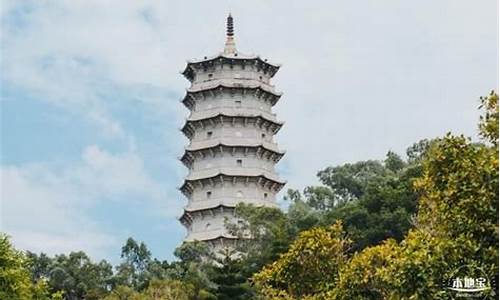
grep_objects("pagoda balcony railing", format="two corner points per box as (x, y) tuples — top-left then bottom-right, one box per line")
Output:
(196, 76), (271, 85)
(186, 138), (281, 152)
(187, 167), (278, 179)
(190, 165), (275, 174)
(185, 228), (235, 241)
(190, 105), (276, 117)
(192, 78), (276, 91)
(189, 136), (276, 145)
(184, 197), (276, 211)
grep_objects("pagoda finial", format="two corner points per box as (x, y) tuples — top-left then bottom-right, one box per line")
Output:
(224, 13), (236, 54)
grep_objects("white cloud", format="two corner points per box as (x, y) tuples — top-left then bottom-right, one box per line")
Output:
(0, 145), (175, 259)
(77, 145), (163, 199)
(1, 1), (183, 139)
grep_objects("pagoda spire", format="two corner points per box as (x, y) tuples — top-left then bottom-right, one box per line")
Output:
(224, 13), (236, 54)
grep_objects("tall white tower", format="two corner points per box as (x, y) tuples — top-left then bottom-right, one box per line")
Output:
(179, 14), (285, 249)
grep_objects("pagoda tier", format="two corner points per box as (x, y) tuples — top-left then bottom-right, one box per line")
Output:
(179, 204), (278, 242)
(180, 142), (285, 168)
(182, 83), (282, 110)
(179, 199), (279, 227)
(180, 205), (236, 242)
(204, 236), (238, 249)
(182, 198), (278, 216)
(179, 171), (285, 197)
(178, 14), (285, 248)
(181, 112), (283, 139)
(182, 53), (280, 82)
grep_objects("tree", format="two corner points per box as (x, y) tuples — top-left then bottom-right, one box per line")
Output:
(172, 241), (216, 300)
(114, 238), (152, 290)
(27, 250), (114, 300)
(0, 234), (62, 300)
(287, 149), (422, 251)
(226, 203), (295, 277)
(210, 249), (253, 300)
(26, 251), (53, 282)
(48, 251), (113, 300)
(173, 241), (212, 265)
(479, 90), (498, 146)
(227, 150), (421, 293)
(285, 191), (321, 235)
(141, 279), (195, 300)
(0, 233), (35, 299)
(330, 229), (464, 299)
(316, 154), (420, 251)
(302, 186), (338, 211)
(103, 285), (140, 300)
(145, 258), (174, 282)
(406, 139), (433, 163)
(253, 221), (351, 299)
(384, 151), (406, 173)
(317, 160), (390, 203)
(223, 199), (322, 298)
(287, 92), (499, 299)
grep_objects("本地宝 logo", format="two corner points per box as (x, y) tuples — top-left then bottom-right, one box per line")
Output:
(444, 264), (495, 299)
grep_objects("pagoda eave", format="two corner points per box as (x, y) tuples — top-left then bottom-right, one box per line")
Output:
(182, 84), (282, 109)
(181, 114), (284, 139)
(182, 53), (280, 82)
(184, 232), (239, 243)
(184, 199), (278, 215)
(180, 143), (285, 168)
(180, 172), (286, 197)
(179, 204), (235, 226)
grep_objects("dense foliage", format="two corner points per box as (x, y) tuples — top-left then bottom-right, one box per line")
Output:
(252, 91), (499, 299)
(0, 234), (63, 300)
(253, 221), (351, 299)
(225, 140), (425, 276)
(1, 92), (497, 299)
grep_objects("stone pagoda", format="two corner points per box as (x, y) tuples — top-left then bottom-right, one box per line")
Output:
(179, 14), (285, 249)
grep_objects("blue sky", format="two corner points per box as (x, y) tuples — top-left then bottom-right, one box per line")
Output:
(1, 0), (498, 263)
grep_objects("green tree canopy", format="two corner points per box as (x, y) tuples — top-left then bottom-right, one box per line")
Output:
(252, 91), (499, 300)
(0, 234), (62, 300)
(253, 221), (351, 299)
(210, 249), (253, 300)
